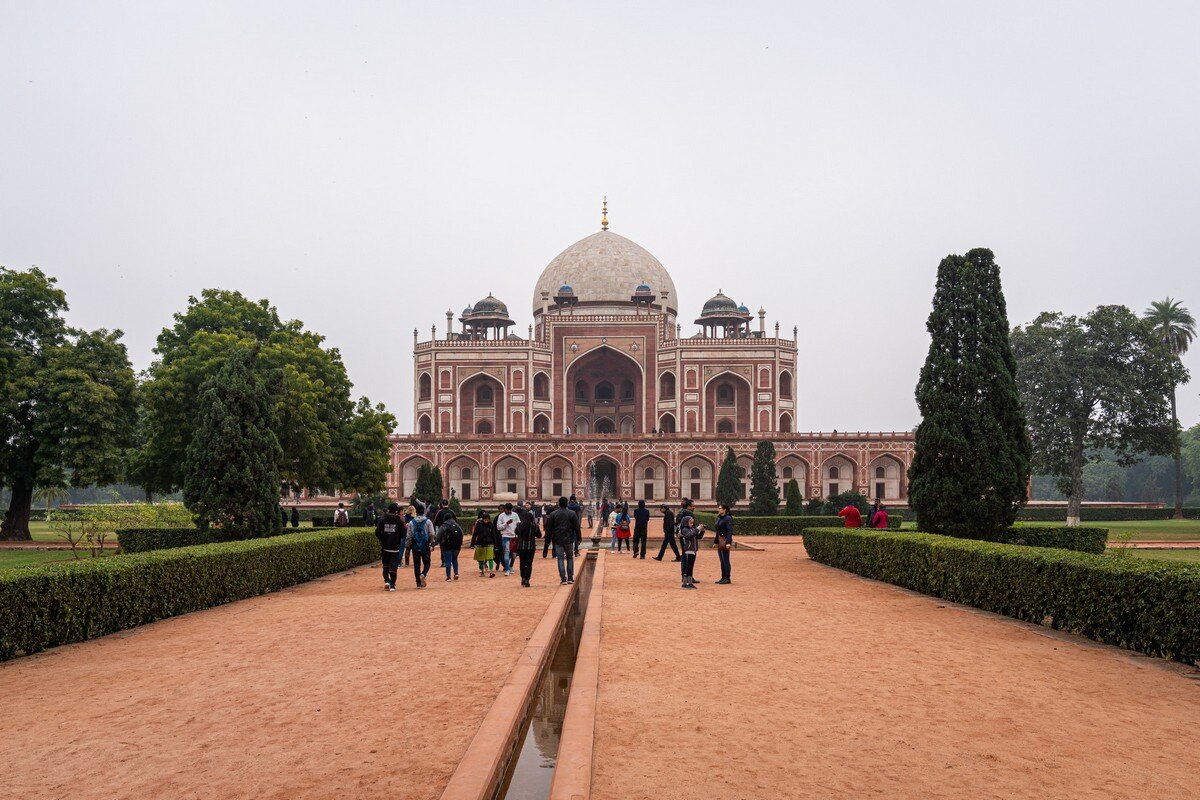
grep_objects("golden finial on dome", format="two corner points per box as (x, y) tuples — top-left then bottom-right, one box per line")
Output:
(601, 196), (608, 231)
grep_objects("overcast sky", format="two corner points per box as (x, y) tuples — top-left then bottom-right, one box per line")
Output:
(3, 2), (1198, 434)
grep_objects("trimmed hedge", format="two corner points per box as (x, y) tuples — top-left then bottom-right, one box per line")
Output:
(1014, 507), (1200, 522)
(117, 524), (351, 553)
(803, 527), (1200, 665)
(692, 512), (902, 535)
(972, 526), (1109, 555)
(0, 527), (378, 660)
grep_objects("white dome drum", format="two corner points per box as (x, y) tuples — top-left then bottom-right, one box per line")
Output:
(532, 230), (678, 316)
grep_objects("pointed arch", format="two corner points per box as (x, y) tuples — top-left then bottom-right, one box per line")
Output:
(399, 455), (432, 498)
(447, 455), (481, 502)
(533, 413), (550, 434)
(703, 370), (752, 433)
(633, 454), (668, 501)
(820, 453), (858, 499)
(540, 455), (574, 500)
(493, 456), (528, 500)
(679, 454), (716, 502)
(658, 412), (676, 433)
(867, 454), (906, 501)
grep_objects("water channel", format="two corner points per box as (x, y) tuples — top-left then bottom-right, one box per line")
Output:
(495, 554), (595, 799)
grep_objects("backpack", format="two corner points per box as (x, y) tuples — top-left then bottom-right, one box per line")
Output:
(411, 517), (431, 551)
(334, 508), (349, 526)
(438, 518), (463, 550)
(617, 516), (630, 534)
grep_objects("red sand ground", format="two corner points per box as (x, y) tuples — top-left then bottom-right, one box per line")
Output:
(591, 538), (1200, 800)
(1, 557), (561, 800)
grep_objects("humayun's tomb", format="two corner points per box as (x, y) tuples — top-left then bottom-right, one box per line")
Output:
(384, 205), (914, 508)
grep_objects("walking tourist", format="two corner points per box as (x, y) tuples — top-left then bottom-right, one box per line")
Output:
(547, 497), (580, 585)
(433, 498), (453, 527)
(632, 499), (650, 558)
(496, 502), (519, 576)
(867, 499), (882, 527)
(600, 497), (612, 528)
(542, 506), (553, 559)
(334, 502), (350, 527)
(290, 506), (300, 528)
(406, 503), (435, 588)
(363, 502), (377, 526)
(838, 502), (862, 528)
(375, 502), (404, 591)
(653, 503), (680, 561)
(437, 508), (463, 581)
(471, 511), (497, 577)
(871, 503), (889, 529)
(610, 504), (631, 552)
(280, 506), (288, 528)
(515, 501), (541, 587)
(714, 503), (733, 584)
(678, 502), (701, 590)
(568, 495), (584, 556)
(401, 505), (414, 566)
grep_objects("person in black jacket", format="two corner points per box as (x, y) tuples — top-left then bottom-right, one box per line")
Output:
(631, 499), (651, 558)
(515, 501), (541, 587)
(290, 506), (300, 528)
(471, 511), (498, 577)
(374, 502), (405, 591)
(436, 508), (463, 581)
(280, 506), (288, 528)
(547, 497), (581, 584)
(714, 503), (734, 584)
(653, 504), (679, 561)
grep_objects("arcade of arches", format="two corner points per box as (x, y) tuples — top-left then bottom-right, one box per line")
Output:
(391, 444), (911, 506)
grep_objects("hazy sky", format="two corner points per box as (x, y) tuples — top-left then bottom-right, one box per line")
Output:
(3, 2), (1198, 434)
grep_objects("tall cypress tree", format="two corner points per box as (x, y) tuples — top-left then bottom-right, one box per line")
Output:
(430, 466), (445, 503)
(909, 248), (1031, 537)
(413, 463), (436, 505)
(183, 349), (282, 535)
(748, 440), (780, 515)
(784, 479), (804, 515)
(715, 446), (744, 508)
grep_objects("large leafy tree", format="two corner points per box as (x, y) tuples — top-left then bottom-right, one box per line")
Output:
(0, 268), (137, 539)
(137, 290), (394, 498)
(1143, 298), (1195, 518)
(747, 440), (780, 515)
(908, 249), (1031, 537)
(715, 447), (744, 508)
(1012, 305), (1181, 524)
(183, 349), (283, 534)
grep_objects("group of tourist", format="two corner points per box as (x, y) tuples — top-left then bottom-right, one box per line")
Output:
(373, 494), (737, 590)
(837, 498), (890, 529)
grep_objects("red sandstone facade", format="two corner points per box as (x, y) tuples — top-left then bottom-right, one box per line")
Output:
(385, 218), (914, 507)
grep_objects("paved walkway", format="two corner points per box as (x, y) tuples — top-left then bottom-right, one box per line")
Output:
(0, 557), (562, 800)
(591, 538), (1200, 799)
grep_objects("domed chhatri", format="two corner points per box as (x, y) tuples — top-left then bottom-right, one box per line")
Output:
(533, 229), (678, 316)
(700, 290), (740, 315)
(470, 293), (509, 315)
(557, 284), (574, 294)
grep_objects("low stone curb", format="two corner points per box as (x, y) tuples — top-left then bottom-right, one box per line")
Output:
(439, 566), (580, 800)
(549, 550), (607, 800)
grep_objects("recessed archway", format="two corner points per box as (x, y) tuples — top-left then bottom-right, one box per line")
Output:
(588, 456), (620, 503)
(704, 371), (751, 433)
(565, 346), (644, 434)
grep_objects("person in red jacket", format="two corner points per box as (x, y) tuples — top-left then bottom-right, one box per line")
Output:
(838, 504), (862, 528)
(872, 505), (889, 529)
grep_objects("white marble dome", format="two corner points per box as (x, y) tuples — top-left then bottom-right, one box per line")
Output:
(532, 230), (678, 315)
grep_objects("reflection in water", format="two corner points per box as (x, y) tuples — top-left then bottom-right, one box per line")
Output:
(498, 559), (594, 799)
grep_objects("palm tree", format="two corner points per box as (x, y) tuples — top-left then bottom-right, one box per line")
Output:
(1144, 298), (1196, 519)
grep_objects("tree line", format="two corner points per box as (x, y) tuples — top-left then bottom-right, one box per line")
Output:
(911, 249), (1193, 531)
(0, 268), (395, 540)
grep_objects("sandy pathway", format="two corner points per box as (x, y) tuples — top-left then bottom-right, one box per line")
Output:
(591, 539), (1200, 799)
(1, 556), (562, 800)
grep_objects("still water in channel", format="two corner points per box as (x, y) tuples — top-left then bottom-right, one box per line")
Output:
(496, 559), (594, 800)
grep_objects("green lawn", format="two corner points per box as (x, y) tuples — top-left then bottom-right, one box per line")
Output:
(0, 549), (116, 570)
(900, 519), (1200, 541)
(1022, 519), (1200, 542)
(1127, 548), (1200, 565)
